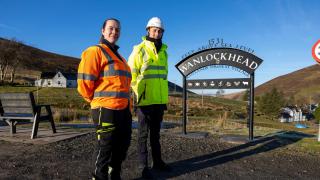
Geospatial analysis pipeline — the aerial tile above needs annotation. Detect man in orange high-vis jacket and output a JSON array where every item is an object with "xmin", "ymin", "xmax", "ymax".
[{"xmin": 77, "ymin": 18, "xmax": 132, "ymax": 180}]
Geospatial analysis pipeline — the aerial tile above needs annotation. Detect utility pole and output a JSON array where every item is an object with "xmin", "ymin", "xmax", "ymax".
[
  {"xmin": 175, "ymin": 80, "xmax": 177, "ymax": 94},
  {"xmin": 201, "ymin": 89, "xmax": 204, "ymax": 108},
  {"xmin": 309, "ymin": 95, "xmax": 312, "ymax": 112},
  {"xmin": 36, "ymin": 75, "xmax": 39, "ymax": 104}
]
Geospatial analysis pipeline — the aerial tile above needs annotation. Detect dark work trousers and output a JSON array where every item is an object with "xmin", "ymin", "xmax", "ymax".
[
  {"xmin": 137, "ymin": 105, "xmax": 165, "ymax": 168},
  {"xmin": 91, "ymin": 106, "xmax": 132, "ymax": 180}
]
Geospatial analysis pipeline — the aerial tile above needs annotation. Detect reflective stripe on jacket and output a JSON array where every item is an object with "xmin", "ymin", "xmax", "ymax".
[
  {"xmin": 128, "ymin": 36, "xmax": 168, "ymax": 106},
  {"xmin": 77, "ymin": 44, "xmax": 131, "ymax": 110}
]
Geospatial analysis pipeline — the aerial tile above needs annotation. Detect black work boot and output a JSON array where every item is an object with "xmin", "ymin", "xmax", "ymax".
[
  {"xmin": 110, "ymin": 171, "xmax": 121, "ymax": 180},
  {"xmin": 152, "ymin": 160, "xmax": 172, "ymax": 172},
  {"xmin": 110, "ymin": 168, "xmax": 121, "ymax": 180},
  {"xmin": 141, "ymin": 167, "xmax": 153, "ymax": 179},
  {"xmin": 92, "ymin": 172, "xmax": 108, "ymax": 180}
]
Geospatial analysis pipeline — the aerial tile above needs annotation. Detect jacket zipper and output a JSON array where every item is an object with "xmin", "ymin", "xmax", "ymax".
[
  {"xmin": 137, "ymin": 83, "xmax": 146, "ymax": 105},
  {"xmin": 157, "ymin": 49, "xmax": 162, "ymax": 103}
]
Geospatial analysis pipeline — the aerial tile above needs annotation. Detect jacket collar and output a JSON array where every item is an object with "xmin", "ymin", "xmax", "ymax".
[
  {"xmin": 142, "ymin": 36, "xmax": 167, "ymax": 51},
  {"xmin": 101, "ymin": 38, "xmax": 119, "ymax": 52},
  {"xmin": 100, "ymin": 39, "xmax": 124, "ymax": 62}
]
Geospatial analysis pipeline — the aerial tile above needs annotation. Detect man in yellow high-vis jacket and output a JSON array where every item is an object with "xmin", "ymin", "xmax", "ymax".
[{"xmin": 128, "ymin": 17, "xmax": 171, "ymax": 179}]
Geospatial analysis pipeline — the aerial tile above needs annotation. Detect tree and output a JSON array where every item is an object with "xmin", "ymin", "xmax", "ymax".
[
  {"xmin": 0, "ymin": 38, "xmax": 27, "ymax": 84},
  {"xmin": 0, "ymin": 44, "xmax": 15, "ymax": 82},
  {"xmin": 314, "ymin": 106, "xmax": 320, "ymax": 123},
  {"xmin": 10, "ymin": 45, "xmax": 30, "ymax": 84},
  {"xmin": 255, "ymin": 96, "xmax": 260, "ymax": 103},
  {"xmin": 242, "ymin": 90, "xmax": 249, "ymax": 101},
  {"xmin": 257, "ymin": 87, "xmax": 286, "ymax": 120},
  {"xmin": 287, "ymin": 95, "xmax": 295, "ymax": 106}
]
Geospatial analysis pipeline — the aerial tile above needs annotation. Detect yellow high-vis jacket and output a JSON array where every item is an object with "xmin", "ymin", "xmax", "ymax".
[
  {"xmin": 128, "ymin": 36, "xmax": 168, "ymax": 106},
  {"xmin": 77, "ymin": 43, "xmax": 131, "ymax": 110}
]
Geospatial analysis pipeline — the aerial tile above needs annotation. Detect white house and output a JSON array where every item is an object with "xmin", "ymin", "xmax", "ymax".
[
  {"xmin": 279, "ymin": 107, "xmax": 306, "ymax": 123},
  {"xmin": 35, "ymin": 71, "xmax": 77, "ymax": 88}
]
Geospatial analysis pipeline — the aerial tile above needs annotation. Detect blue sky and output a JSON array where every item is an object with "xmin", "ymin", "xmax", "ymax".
[{"xmin": 1, "ymin": 0, "xmax": 319, "ymax": 94}]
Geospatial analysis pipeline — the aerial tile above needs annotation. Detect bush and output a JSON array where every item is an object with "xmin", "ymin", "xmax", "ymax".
[
  {"xmin": 313, "ymin": 106, "xmax": 320, "ymax": 123},
  {"xmin": 257, "ymin": 87, "xmax": 286, "ymax": 120},
  {"xmin": 242, "ymin": 90, "xmax": 249, "ymax": 101}
]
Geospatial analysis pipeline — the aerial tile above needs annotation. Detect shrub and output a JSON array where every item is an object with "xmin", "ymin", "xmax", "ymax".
[
  {"xmin": 257, "ymin": 87, "xmax": 286, "ymax": 120},
  {"xmin": 313, "ymin": 106, "xmax": 320, "ymax": 123}
]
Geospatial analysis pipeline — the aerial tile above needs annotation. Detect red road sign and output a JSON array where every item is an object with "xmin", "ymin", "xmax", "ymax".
[{"xmin": 312, "ymin": 40, "xmax": 320, "ymax": 63}]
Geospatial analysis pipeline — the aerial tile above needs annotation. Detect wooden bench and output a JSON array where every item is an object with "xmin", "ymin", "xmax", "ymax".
[{"xmin": 0, "ymin": 92, "xmax": 56, "ymax": 139}]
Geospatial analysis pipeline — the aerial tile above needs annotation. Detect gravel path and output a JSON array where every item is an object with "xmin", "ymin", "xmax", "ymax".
[{"xmin": 0, "ymin": 130, "xmax": 319, "ymax": 180}]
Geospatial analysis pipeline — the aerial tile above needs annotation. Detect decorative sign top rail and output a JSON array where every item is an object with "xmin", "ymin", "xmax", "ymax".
[{"xmin": 176, "ymin": 48, "xmax": 263, "ymax": 76}]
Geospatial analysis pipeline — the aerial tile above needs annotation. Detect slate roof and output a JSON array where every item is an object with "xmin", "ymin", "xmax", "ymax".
[{"xmin": 40, "ymin": 72, "xmax": 77, "ymax": 80}]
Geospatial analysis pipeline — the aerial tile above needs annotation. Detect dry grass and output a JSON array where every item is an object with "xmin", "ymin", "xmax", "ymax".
[{"xmin": 255, "ymin": 64, "xmax": 320, "ymax": 103}]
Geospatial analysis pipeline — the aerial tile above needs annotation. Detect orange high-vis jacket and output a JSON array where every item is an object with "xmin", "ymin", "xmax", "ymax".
[{"xmin": 77, "ymin": 44, "xmax": 131, "ymax": 110}]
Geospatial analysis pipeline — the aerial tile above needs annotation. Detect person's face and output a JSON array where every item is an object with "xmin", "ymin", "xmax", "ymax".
[
  {"xmin": 102, "ymin": 20, "xmax": 120, "ymax": 44},
  {"xmin": 148, "ymin": 27, "xmax": 163, "ymax": 39}
]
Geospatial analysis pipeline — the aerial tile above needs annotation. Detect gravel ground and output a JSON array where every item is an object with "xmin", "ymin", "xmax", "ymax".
[{"xmin": 0, "ymin": 130, "xmax": 319, "ymax": 180}]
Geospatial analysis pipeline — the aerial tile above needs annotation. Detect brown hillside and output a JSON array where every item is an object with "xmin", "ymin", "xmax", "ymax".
[
  {"xmin": 255, "ymin": 64, "xmax": 320, "ymax": 102},
  {"xmin": 222, "ymin": 91, "xmax": 245, "ymax": 100},
  {"xmin": 0, "ymin": 37, "xmax": 80, "ymax": 73}
]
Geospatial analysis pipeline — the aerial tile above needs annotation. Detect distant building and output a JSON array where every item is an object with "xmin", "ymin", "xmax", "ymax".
[
  {"xmin": 35, "ymin": 71, "xmax": 77, "ymax": 88},
  {"xmin": 310, "ymin": 103, "xmax": 319, "ymax": 112},
  {"xmin": 279, "ymin": 106, "xmax": 306, "ymax": 123}
]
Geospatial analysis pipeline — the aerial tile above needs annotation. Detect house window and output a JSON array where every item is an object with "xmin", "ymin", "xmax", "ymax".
[
  {"xmin": 58, "ymin": 81, "xmax": 61, "ymax": 85},
  {"xmin": 58, "ymin": 74, "xmax": 61, "ymax": 77}
]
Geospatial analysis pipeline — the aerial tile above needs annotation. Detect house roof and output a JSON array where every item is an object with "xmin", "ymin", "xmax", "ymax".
[
  {"xmin": 61, "ymin": 72, "xmax": 77, "ymax": 80},
  {"xmin": 40, "ymin": 72, "xmax": 77, "ymax": 80},
  {"xmin": 40, "ymin": 72, "xmax": 56, "ymax": 79}
]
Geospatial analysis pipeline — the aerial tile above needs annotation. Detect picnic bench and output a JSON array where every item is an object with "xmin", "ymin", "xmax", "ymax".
[{"xmin": 0, "ymin": 92, "xmax": 56, "ymax": 139}]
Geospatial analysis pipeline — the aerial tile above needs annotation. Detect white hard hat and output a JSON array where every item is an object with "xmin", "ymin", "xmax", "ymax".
[{"xmin": 146, "ymin": 17, "xmax": 164, "ymax": 30}]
